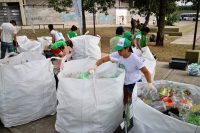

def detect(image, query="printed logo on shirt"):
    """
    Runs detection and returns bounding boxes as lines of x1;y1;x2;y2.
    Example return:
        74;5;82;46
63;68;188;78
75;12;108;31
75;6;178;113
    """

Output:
119;63;126;70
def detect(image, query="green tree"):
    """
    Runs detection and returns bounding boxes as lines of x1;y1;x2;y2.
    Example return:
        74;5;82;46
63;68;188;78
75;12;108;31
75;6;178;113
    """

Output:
166;11;181;26
128;0;178;46
48;0;115;34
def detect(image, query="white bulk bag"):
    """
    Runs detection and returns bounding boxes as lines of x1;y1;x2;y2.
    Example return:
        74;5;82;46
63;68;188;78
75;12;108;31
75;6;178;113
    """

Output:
17;36;43;53
55;58;125;133
0;52;57;127
71;35;101;60
133;46;156;82
130;80;200;133
16;36;29;45
37;36;52;50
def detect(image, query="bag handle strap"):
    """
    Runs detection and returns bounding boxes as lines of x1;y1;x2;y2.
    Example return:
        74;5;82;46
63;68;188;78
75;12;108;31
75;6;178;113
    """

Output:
4;52;18;59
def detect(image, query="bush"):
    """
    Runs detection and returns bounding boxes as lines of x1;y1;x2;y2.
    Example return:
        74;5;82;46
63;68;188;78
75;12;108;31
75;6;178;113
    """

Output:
166;11;181;26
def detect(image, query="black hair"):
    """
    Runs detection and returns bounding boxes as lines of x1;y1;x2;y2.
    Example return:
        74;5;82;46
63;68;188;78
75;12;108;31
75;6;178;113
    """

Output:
71;25;77;31
141;27;150;33
10;20;16;25
116;26;124;35
48;24;54;31
66;40;73;48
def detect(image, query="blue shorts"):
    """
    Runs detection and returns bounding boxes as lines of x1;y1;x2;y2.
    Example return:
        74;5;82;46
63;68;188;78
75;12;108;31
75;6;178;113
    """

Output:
124;79;142;93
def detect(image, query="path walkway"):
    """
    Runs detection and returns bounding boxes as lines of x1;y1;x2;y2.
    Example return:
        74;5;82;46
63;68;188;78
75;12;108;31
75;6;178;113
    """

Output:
171;21;200;45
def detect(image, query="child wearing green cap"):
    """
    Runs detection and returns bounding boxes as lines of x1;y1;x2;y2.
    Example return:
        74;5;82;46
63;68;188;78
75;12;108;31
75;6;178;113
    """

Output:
89;38;157;103
109;26;124;53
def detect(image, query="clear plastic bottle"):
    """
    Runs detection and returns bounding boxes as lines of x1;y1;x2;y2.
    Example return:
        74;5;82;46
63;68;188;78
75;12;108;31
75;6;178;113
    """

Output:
150;101;167;112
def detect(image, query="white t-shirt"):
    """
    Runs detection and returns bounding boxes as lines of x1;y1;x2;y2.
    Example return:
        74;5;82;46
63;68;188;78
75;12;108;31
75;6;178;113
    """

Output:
50;30;65;42
109;52;144;85
0;23;17;43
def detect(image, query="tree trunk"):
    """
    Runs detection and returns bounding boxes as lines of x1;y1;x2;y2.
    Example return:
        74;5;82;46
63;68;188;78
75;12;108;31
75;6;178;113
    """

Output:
156;0;168;46
156;15;159;27
144;12;151;27
82;0;86;34
144;0;151;27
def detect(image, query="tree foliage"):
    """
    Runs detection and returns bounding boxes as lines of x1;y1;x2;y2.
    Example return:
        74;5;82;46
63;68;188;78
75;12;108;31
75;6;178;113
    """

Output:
48;0;115;33
128;0;178;24
166;11;181;26
48;0;115;13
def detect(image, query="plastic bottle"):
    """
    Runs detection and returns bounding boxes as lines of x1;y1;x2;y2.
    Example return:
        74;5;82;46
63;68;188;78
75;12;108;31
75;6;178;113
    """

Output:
150;101;167;112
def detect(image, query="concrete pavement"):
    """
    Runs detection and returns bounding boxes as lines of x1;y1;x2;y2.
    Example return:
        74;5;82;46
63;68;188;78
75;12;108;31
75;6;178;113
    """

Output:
171;21;200;45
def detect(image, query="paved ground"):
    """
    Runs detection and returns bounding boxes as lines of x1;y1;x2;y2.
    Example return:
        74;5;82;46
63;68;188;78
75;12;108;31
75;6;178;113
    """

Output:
0;61;199;133
171;21;200;45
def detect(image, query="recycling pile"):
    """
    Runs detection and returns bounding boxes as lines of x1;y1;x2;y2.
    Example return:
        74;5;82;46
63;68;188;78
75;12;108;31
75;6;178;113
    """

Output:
139;82;200;126
188;63;200;76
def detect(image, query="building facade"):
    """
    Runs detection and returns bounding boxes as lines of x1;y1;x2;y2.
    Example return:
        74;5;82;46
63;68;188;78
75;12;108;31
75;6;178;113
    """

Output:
0;0;151;26
0;0;26;25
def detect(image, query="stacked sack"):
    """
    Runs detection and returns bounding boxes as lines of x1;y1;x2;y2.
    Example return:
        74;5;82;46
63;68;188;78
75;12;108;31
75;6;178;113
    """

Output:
0;52;57;127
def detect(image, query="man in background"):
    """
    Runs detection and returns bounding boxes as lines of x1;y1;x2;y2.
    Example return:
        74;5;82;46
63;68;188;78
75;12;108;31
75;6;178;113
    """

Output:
0;20;18;59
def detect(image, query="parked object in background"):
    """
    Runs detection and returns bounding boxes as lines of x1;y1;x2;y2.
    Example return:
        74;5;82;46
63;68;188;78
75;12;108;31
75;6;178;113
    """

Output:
169;58;188;70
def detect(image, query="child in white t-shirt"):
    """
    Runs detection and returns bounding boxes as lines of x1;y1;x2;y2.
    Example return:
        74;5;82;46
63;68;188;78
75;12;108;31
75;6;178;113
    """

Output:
89;38;157;104
48;24;65;43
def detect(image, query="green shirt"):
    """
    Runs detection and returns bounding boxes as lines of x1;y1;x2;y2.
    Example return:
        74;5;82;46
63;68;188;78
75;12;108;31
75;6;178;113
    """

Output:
67;30;77;39
134;31;147;48
51;41;67;50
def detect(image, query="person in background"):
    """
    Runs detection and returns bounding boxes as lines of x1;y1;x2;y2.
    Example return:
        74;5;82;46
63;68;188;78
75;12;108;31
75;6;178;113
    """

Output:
48;24;65;43
134;27;150;52
109;26;124;53
67;25;78;39
50;40;73;57
90;38;157;103
131;18;136;34
123;31;133;42
0;20;18;59
136;19;141;30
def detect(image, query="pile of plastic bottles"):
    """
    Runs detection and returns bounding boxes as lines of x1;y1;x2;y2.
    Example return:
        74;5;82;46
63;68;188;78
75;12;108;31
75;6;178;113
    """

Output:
140;83;200;126
188;63;200;76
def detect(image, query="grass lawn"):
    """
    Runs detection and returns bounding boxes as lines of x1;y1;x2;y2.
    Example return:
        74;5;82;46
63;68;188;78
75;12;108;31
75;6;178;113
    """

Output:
17;27;200;62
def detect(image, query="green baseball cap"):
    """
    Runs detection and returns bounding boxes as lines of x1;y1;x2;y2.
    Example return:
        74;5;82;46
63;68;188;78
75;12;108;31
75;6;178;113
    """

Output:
113;38;131;51
123;31;133;41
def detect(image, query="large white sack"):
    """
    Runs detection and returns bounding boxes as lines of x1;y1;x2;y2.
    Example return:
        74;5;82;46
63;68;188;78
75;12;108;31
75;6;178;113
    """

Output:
133;46;156;82
130;80;200;133
16;36;29;45
37;36;52;50
55;58;125;133
0;52;57;127
71;35;101;60
17;36;43;53
0;42;1;58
